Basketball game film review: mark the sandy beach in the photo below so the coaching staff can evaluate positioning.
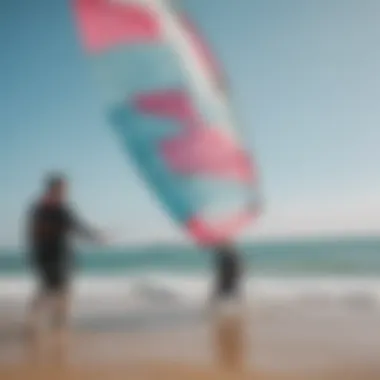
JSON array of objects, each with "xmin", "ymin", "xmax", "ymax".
[{"xmin": 1, "ymin": 297, "xmax": 380, "ymax": 380}]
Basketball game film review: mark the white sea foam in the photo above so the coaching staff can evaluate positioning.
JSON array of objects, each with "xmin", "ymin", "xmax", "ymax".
[{"xmin": 1, "ymin": 273, "xmax": 380, "ymax": 313}]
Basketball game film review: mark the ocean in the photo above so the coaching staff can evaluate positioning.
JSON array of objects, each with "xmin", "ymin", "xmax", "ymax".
[
  {"xmin": 1, "ymin": 236, "xmax": 380, "ymax": 317},
  {"xmin": 1, "ymin": 236, "xmax": 380, "ymax": 276}
]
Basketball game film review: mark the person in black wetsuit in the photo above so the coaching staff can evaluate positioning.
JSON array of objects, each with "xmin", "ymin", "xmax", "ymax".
[
  {"xmin": 26, "ymin": 173, "xmax": 102, "ymax": 335},
  {"xmin": 213, "ymin": 244, "xmax": 243, "ymax": 302}
]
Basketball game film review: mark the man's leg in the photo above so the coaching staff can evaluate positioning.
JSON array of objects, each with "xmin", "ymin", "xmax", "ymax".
[
  {"xmin": 51, "ymin": 290, "xmax": 70, "ymax": 332},
  {"xmin": 26, "ymin": 263, "xmax": 52, "ymax": 338},
  {"xmin": 49, "ymin": 262, "xmax": 71, "ymax": 333}
]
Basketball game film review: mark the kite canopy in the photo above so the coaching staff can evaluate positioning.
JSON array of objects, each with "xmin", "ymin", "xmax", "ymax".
[{"xmin": 72, "ymin": 0, "xmax": 261, "ymax": 246}]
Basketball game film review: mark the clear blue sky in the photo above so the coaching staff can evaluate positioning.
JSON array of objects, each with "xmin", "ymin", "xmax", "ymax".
[{"xmin": 1, "ymin": 0, "xmax": 380, "ymax": 246}]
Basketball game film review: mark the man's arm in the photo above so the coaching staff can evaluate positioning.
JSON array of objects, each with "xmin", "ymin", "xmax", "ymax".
[{"xmin": 65, "ymin": 206, "xmax": 101, "ymax": 242}]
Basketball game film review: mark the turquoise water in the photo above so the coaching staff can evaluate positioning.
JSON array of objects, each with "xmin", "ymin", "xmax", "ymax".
[{"xmin": 0, "ymin": 236, "xmax": 379, "ymax": 277}]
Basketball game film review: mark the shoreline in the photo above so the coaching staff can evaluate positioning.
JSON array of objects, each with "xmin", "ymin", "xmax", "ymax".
[
  {"xmin": 1, "ymin": 274, "xmax": 380, "ymax": 378},
  {"xmin": 1, "ymin": 304, "xmax": 380, "ymax": 379}
]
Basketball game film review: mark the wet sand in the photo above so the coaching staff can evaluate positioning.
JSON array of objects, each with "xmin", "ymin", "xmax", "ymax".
[{"xmin": 1, "ymin": 302, "xmax": 380, "ymax": 379}]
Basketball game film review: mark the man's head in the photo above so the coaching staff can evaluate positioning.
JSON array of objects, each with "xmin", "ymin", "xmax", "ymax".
[{"xmin": 43, "ymin": 173, "xmax": 67, "ymax": 203}]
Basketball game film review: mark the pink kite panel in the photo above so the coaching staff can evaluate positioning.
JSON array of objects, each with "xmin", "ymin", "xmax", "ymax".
[
  {"xmin": 134, "ymin": 90, "xmax": 253, "ymax": 182},
  {"xmin": 74, "ymin": 0, "xmax": 162, "ymax": 53}
]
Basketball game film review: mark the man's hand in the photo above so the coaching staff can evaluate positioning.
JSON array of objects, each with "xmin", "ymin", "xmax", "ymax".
[
  {"xmin": 95, "ymin": 232, "xmax": 108, "ymax": 245},
  {"xmin": 95, "ymin": 228, "xmax": 122, "ymax": 245}
]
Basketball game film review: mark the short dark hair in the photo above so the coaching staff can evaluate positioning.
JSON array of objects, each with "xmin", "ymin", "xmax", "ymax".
[{"xmin": 44, "ymin": 173, "xmax": 66, "ymax": 192}]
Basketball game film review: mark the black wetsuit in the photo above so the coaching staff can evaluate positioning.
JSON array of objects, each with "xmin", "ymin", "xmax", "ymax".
[
  {"xmin": 214, "ymin": 246, "xmax": 242, "ymax": 298},
  {"xmin": 27, "ymin": 201, "xmax": 94, "ymax": 292}
]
